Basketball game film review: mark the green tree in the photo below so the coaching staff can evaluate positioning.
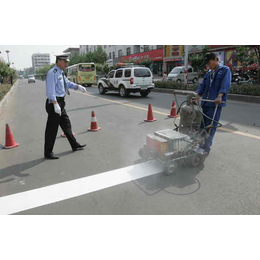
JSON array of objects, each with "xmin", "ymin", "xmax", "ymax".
[
  {"xmin": 92, "ymin": 46, "xmax": 108, "ymax": 64},
  {"xmin": 0, "ymin": 61, "xmax": 9, "ymax": 77},
  {"xmin": 234, "ymin": 46, "xmax": 255, "ymax": 70},
  {"xmin": 69, "ymin": 53, "xmax": 83, "ymax": 65},
  {"xmin": 189, "ymin": 46, "xmax": 209, "ymax": 77},
  {"xmin": 0, "ymin": 59, "xmax": 16, "ymax": 78},
  {"xmin": 69, "ymin": 46, "xmax": 108, "ymax": 66},
  {"xmin": 36, "ymin": 64, "xmax": 55, "ymax": 75}
]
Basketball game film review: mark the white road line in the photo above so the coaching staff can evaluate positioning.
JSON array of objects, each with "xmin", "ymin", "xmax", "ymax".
[{"xmin": 0, "ymin": 160, "xmax": 164, "ymax": 215}]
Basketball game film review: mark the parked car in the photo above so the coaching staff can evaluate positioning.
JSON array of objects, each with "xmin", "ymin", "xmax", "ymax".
[
  {"xmin": 28, "ymin": 75, "xmax": 36, "ymax": 83},
  {"xmin": 98, "ymin": 65, "xmax": 154, "ymax": 97},
  {"xmin": 167, "ymin": 66, "xmax": 198, "ymax": 83}
]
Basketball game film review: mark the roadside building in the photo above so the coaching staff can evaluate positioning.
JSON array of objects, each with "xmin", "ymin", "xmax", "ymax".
[
  {"xmin": 63, "ymin": 48, "xmax": 80, "ymax": 58},
  {"xmin": 32, "ymin": 53, "xmax": 50, "ymax": 73}
]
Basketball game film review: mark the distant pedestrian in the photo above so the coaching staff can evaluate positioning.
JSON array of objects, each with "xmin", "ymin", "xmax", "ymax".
[
  {"xmin": 44, "ymin": 53, "xmax": 88, "ymax": 160},
  {"xmin": 162, "ymin": 71, "xmax": 168, "ymax": 82},
  {"xmin": 0, "ymin": 77, "xmax": 3, "ymax": 85}
]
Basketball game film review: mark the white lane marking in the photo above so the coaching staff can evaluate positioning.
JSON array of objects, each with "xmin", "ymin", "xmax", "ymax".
[{"xmin": 0, "ymin": 161, "xmax": 163, "ymax": 215}]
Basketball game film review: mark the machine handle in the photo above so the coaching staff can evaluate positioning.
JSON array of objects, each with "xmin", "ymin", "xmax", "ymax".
[{"xmin": 200, "ymin": 99, "xmax": 226, "ymax": 104}]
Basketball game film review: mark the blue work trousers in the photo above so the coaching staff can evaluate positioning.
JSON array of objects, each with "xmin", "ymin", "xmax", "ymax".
[{"xmin": 201, "ymin": 105, "xmax": 222, "ymax": 152}]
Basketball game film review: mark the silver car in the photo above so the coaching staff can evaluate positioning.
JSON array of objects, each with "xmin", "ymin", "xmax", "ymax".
[
  {"xmin": 28, "ymin": 75, "xmax": 36, "ymax": 83},
  {"xmin": 167, "ymin": 66, "xmax": 198, "ymax": 84}
]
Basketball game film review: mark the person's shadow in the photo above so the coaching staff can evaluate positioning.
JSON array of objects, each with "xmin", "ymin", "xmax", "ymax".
[
  {"xmin": 0, "ymin": 151, "xmax": 72, "ymax": 185},
  {"xmin": 0, "ymin": 158, "xmax": 45, "ymax": 184},
  {"xmin": 132, "ymin": 159, "xmax": 204, "ymax": 196}
]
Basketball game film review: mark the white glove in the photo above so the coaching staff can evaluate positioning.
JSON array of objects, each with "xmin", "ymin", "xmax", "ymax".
[
  {"xmin": 77, "ymin": 85, "xmax": 87, "ymax": 93},
  {"xmin": 54, "ymin": 103, "xmax": 61, "ymax": 115}
]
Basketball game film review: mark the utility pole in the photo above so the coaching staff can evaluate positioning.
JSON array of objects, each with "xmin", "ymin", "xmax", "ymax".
[{"xmin": 184, "ymin": 45, "xmax": 189, "ymax": 84}]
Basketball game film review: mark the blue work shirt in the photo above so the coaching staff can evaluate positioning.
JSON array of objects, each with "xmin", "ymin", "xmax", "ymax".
[
  {"xmin": 196, "ymin": 64, "xmax": 231, "ymax": 107},
  {"xmin": 46, "ymin": 65, "xmax": 78, "ymax": 102}
]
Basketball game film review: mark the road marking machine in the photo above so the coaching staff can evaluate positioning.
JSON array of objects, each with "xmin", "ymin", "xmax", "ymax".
[{"xmin": 139, "ymin": 92, "xmax": 224, "ymax": 175}]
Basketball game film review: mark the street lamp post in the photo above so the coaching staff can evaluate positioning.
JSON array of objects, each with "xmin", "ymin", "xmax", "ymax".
[{"xmin": 6, "ymin": 50, "xmax": 10, "ymax": 65}]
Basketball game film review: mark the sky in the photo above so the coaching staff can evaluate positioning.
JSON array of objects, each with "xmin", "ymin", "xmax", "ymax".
[{"xmin": 0, "ymin": 45, "xmax": 79, "ymax": 70}]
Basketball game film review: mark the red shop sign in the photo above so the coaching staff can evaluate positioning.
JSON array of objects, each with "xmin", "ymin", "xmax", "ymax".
[{"xmin": 120, "ymin": 49, "xmax": 163, "ymax": 63}]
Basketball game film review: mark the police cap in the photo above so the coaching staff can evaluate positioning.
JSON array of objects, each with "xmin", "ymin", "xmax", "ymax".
[{"xmin": 55, "ymin": 53, "xmax": 70, "ymax": 62}]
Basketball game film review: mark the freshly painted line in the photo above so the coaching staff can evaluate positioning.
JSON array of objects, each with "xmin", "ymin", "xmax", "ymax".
[
  {"xmin": 77, "ymin": 91, "xmax": 260, "ymax": 141},
  {"xmin": 0, "ymin": 160, "xmax": 164, "ymax": 215}
]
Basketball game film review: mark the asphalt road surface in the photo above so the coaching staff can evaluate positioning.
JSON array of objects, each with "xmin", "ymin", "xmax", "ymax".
[{"xmin": 1, "ymin": 79, "xmax": 260, "ymax": 214}]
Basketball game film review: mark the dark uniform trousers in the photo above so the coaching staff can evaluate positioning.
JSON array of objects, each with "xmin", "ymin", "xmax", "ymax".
[{"xmin": 44, "ymin": 97, "xmax": 78, "ymax": 156}]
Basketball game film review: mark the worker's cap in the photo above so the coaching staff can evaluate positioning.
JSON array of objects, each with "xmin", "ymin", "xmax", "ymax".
[
  {"xmin": 55, "ymin": 53, "xmax": 70, "ymax": 62},
  {"xmin": 201, "ymin": 53, "xmax": 217, "ymax": 67}
]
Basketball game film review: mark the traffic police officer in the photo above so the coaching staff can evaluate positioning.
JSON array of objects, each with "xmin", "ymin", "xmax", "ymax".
[
  {"xmin": 195, "ymin": 53, "xmax": 231, "ymax": 153},
  {"xmin": 44, "ymin": 53, "xmax": 87, "ymax": 159}
]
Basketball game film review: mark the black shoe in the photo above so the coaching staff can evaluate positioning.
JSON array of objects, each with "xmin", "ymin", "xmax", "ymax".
[
  {"xmin": 45, "ymin": 152, "xmax": 60, "ymax": 159},
  {"xmin": 72, "ymin": 144, "xmax": 86, "ymax": 152}
]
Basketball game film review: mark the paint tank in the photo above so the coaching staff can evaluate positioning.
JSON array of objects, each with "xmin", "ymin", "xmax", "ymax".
[{"xmin": 179, "ymin": 103, "xmax": 201, "ymax": 136}]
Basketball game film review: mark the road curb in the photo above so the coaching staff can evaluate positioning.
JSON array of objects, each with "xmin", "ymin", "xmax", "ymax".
[
  {"xmin": 151, "ymin": 88, "xmax": 260, "ymax": 104},
  {"xmin": 0, "ymin": 80, "xmax": 19, "ymax": 118}
]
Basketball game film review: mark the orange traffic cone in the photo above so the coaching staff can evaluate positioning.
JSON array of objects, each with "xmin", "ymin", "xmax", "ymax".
[
  {"xmin": 4, "ymin": 124, "xmax": 19, "ymax": 149},
  {"xmin": 145, "ymin": 104, "xmax": 157, "ymax": 122},
  {"xmin": 88, "ymin": 111, "xmax": 101, "ymax": 131},
  {"xmin": 168, "ymin": 101, "xmax": 180, "ymax": 118},
  {"xmin": 61, "ymin": 132, "xmax": 75, "ymax": 138}
]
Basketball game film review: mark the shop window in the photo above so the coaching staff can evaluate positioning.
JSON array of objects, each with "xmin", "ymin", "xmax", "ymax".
[{"xmin": 134, "ymin": 45, "xmax": 140, "ymax": 54}]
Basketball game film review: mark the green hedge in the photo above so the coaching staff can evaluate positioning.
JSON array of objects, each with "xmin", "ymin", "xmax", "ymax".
[
  {"xmin": 154, "ymin": 81, "xmax": 260, "ymax": 96},
  {"xmin": 229, "ymin": 84, "xmax": 260, "ymax": 96}
]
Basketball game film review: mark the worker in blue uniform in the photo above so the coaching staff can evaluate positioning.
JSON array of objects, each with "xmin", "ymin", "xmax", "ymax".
[
  {"xmin": 195, "ymin": 53, "xmax": 231, "ymax": 153},
  {"xmin": 44, "ymin": 53, "xmax": 87, "ymax": 159}
]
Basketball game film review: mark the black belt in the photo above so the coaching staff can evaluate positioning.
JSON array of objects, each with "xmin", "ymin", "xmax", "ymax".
[{"xmin": 56, "ymin": 96, "xmax": 65, "ymax": 100}]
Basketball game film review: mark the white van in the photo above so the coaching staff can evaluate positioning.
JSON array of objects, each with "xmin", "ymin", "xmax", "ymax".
[
  {"xmin": 167, "ymin": 66, "xmax": 198, "ymax": 84},
  {"xmin": 98, "ymin": 66, "xmax": 154, "ymax": 97}
]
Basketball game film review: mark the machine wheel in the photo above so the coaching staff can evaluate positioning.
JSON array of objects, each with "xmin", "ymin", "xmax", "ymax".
[
  {"xmin": 140, "ymin": 91, "xmax": 150, "ymax": 97},
  {"xmin": 119, "ymin": 85, "xmax": 129, "ymax": 97},
  {"xmin": 191, "ymin": 153, "xmax": 204, "ymax": 167},
  {"xmin": 164, "ymin": 160, "xmax": 177, "ymax": 176},
  {"xmin": 139, "ymin": 147, "xmax": 149, "ymax": 161},
  {"xmin": 193, "ymin": 77, "xmax": 198, "ymax": 83},
  {"xmin": 98, "ymin": 84, "xmax": 106, "ymax": 94},
  {"xmin": 177, "ymin": 79, "xmax": 181, "ymax": 83}
]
